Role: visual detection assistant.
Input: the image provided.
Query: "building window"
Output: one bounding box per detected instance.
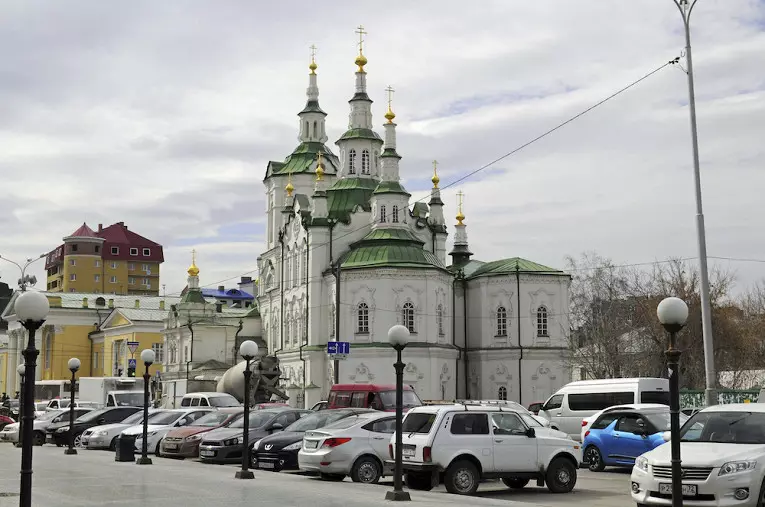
[313,121,317,138]
[402,302,415,333]
[129,248,138,256]
[128,263,135,271]
[93,351,99,371]
[392,205,399,223]
[184,346,189,363]
[44,334,52,369]
[94,274,101,282]
[143,248,151,256]
[142,264,150,272]
[293,250,299,288]
[95,245,100,253]
[437,304,444,336]
[537,306,548,337]
[497,306,508,336]
[111,247,119,255]
[69,274,76,281]
[348,149,357,174]
[143,278,150,286]
[361,150,370,174]
[110,276,117,283]
[70,259,76,266]
[111,262,117,269]
[128,277,135,284]
[357,302,369,334]
[498,386,508,401]
[70,288,76,292]
[95,260,101,268]
[71,244,78,252]
[380,205,387,223]
[329,305,336,337]
[152,343,164,363]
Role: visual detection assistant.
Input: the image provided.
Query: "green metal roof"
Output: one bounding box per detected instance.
[467,257,565,278]
[448,259,485,276]
[411,202,429,218]
[265,142,338,179]
[336,128,383,143]
[359,228,423,244]
[341,242,445,270]
[380,147,401,159]
[326,177,378,223]
[180,289,207,304]
[372,180,410,196]
[299,100,326,115]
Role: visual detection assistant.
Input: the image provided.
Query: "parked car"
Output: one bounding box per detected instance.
[464,400,552,427]
[160,408,243,458]
[179,392,240,408]
[121,408,213,455]
[45,399,101,411]
[81,409,159,450]
[44,408,94,446]
[0,414,14,431]
[396,404,581,496]
[44,406,141,448]
[253,402,289,410]
[199,408,308,464]
[299,411,396,483]
[311,401,328,411]
[1,409,69,445]
[252,408,376,472]
[581,403,669,442]
[583,405,687,471]
[632,404,765,506]
[528,402,543,415]
[328,384,421,411]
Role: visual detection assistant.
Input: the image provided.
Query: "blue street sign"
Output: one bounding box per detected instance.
[128,358,137,369]
[327,341,350,355]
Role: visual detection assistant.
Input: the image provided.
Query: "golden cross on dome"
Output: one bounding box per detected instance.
[191,249,196,263]
[355,25,367,53]
[385,85,395,109]
[310,44,317,62]
[431,160,440,189]
[456,191,465,225]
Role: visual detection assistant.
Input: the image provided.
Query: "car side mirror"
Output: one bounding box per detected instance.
[526,427,536,438]
[270,423,284,432]
[662,431,671,442]
[98,418,106,425]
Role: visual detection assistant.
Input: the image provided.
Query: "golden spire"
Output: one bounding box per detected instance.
[309,44,317,74]
[384,85,396,123]
[456,191,465,225]
[431,160,440,188]
[286,171,295,197]
[354,25,368,72]
[315,151,325,181]
[187,249,200,277]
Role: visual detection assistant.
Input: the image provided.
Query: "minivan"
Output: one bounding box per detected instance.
[328,384,422,411]
[179,392,241,408]
[537,378,669,440]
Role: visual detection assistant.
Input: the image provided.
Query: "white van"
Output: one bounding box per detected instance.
[537,378,669,440]
[179,392,240,408]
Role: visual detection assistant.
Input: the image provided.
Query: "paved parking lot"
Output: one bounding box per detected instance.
[0,444,632,507]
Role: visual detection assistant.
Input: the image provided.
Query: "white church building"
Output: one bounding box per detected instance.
[250,34,573,409]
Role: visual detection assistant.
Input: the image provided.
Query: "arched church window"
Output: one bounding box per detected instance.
[348,149,357,174]
[498,386,508,401]
[329,304,336,337]
[537,306,548,336]
[357,302,369,334]
[380,205,387,223]
[361,150,370,174]
[392,205,399,223]
[305,121,309,138]
[293,247,299,287]
[497,306,507,336]
[436,304,444,336]
[313,121,318,139]
[402,302,415,333]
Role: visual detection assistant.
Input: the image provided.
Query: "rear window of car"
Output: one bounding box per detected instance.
[591,414,618,430]
[402,412,437,434]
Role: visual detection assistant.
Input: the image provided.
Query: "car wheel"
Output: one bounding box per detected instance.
[445,460,480,495]
[756,477,765,507]
[546,457,577,494]
[32,432,45,446]
[584,445,605,472]
[155,441,162,456]
[73,433,83,448]
[351,456,381,484]
[501,478,529,489]
[320,473,345,482]
[405,472,434,491]
[109,437,118,451]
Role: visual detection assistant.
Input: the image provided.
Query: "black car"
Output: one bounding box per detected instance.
[198,408,310,463]
[45,406,140,447]
[252,408,375,472]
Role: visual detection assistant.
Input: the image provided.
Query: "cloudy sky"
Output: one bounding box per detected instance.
[1,0,763,297]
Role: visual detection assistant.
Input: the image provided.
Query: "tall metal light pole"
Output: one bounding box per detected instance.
[235,340,259,480]
[64,358,81,455]
[136,349,155,465]
[14,365,25,449]
[658,297,690,507]
[0,254,46,292]
[386,325,411,502]
[672,0,717,406]
[15,291,50,507]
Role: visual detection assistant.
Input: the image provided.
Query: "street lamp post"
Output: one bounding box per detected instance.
[386,325,411,502]
[657,296,690,507]
[15,290,50,507]
[0,253,45,292]
[672,0,717,407]
[235,340,259,480]
[64,358,81,455]
[14,365,25,449]
[136,349,155,465]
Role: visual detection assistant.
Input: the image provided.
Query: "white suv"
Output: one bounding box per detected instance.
[394,404,582,495]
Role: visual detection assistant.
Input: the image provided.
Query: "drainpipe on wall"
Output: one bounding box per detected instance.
[462,275,469,399]
[233,319,244,365]
[333,261,341,385]
[452,276,460,399]
[276,228,286,355]
[516,264,523,405]
[186,319,194,381]
[299,234,309,409]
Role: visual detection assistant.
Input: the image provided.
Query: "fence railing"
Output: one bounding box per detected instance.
[680,389,760,408]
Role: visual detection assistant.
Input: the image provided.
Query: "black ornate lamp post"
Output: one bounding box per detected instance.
[136,348,155,465]
[235,339,259,480]
[657,296,689,507]
[14,290,50,507]
[386,324,411,502]
[14,365,25,449]
[64,358,81,455]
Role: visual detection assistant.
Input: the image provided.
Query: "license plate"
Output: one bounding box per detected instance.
[659,483,697,497]
[259,462,275,469]
[305,440,318,449]
[402,447,415,457]
[164,443,178,450]
[46,435,54,442]
[200,450,215,457]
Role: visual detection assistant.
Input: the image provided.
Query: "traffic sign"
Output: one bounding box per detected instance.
[128,358,137,369]
[127,341,140,354]
[327,341,350,355]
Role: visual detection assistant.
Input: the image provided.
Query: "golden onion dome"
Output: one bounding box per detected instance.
[456,210,465,225]
[431,172,440,188]
[187,262,199,277]
[285,180,295,196]
[309,61,317,74]
[355,53,367,72]
[384,107,396,123]
[315,163,325,180]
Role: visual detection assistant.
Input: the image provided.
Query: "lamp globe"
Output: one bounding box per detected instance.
[17,364,25,376]
[67,358,81,372]
[140,349,156,365]
[657,297,689,329]
[388,325,410,348]
[239,340,259,360]
[15,291,50,322]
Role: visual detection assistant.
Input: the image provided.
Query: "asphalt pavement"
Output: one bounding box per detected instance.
[0,444,633,507]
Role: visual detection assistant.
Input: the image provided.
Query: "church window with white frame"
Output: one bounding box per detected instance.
[329,304,336,337]
[361,149,370,174]
[357,302,369,334]
[293,248,299,287]
[348,149,357,174]
[498,385,508,401]
[537,306,548,336]
[402,302,415,333]
[436,304,444,336]
[379,205,387,223]
[392,205,399,223]
[496,306,508,336]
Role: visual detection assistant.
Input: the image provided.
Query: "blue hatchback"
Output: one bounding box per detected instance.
[582,408,686,471]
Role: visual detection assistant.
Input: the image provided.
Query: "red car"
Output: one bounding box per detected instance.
[0,414,14,431]
[160,408,243,458]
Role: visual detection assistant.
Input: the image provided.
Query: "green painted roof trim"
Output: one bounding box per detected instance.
[349,92,372,102]
[380,147,401,159]
[326,177,378,223]
[299,100,327,115]
[372,180,410,196]
[359,228,423,244]
[411,202,429,218]
[180,290,207,304]
[266,142,339,179]
[336,128,383,143]
[340,226,446,270]
[467,257,566,278]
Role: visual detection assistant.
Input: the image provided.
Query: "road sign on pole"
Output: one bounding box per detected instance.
[128,358,137,369]
[127,341,140,355]
[327,341,350,360]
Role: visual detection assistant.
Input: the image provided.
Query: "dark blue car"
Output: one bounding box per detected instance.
[583,407,687,471]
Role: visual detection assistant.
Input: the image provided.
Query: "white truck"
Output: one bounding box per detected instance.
[78,377,145,407]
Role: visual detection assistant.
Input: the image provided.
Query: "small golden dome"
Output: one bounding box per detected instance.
[384,107,396,123]
[456,210,465,226]
[316,163,325,181]
[309,61,317,74]
[285,180,295,196]
[432,172,440,188]
[355,53,367,72]
[187,263,199,277]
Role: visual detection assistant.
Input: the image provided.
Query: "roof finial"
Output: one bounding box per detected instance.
[315,151,325,181]
[354,25,368,72]
[456,191,465,225]
[286,170,295,197]
[384,85,396,123]
[309,44,317,74]
[431,160,440,188]
[188,248,200,277]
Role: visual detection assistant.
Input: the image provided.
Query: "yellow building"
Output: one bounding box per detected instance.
[0,345,8,396]
[90,308,166,378]
[45,222,164,296]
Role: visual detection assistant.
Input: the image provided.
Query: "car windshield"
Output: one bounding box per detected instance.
[680,411,765,444]
[192,411,238,427]
[146,411,181,425]
[285,410,354,432]
[378,391,421,410]
[209,396,240,408]
[643,411,688,432]
[35,402,48,411]
[112,392,144,407]
[120,411,145,425]
[75,408,111,423]
[37,410,63,421]
[520,414,543,428]
[229,412,275,429]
